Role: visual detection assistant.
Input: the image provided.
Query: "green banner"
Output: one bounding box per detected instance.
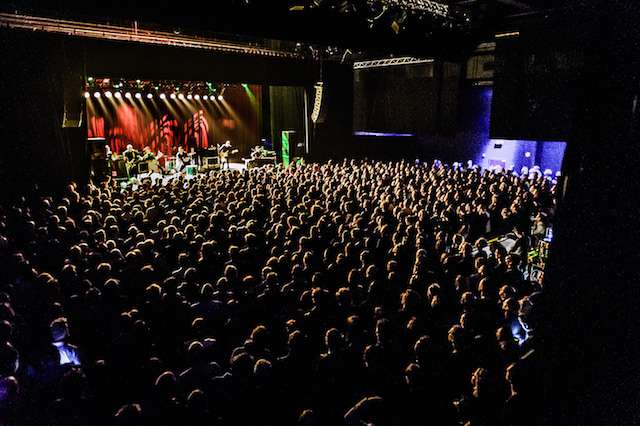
[282,131,290,166]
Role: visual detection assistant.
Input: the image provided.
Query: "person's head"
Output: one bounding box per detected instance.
[448,325,465,351]
[374,319,390,345]
[297,409,320,426]
[324,328,343,353]
[404,363,422,387]
[154,371,177,399]
[114,403,143,426]
[50,317,70,343]
[400,289,420,313]
[125,144,133,152]
[506,361,525,394]
[254,358,273,382]
[471,367,490,398]
[250,325,269,350]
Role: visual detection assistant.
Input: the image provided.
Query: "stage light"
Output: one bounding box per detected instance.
[170,93,177,100]
[135,93,142,99]
[194,94,200,100]
[115,92,122,99]
[525,152,531,158]
[160,93,166,100]
[178,94,185,100]
[84,92,90,98]
[94,92,101,98]
[88,77,94,82]
[218,95,224,101]
[203,95,208,100]
[187,94,193,100]
[125,92,132,99]
[105,91,113,98]
[147,93,153,99]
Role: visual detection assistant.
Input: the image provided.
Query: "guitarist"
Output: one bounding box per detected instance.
[218,140,237,170]
[123,144,140,177]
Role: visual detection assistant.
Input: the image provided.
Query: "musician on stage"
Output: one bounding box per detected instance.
[175,146,191,173]
[141,146,155,162]
[141,146,165,174]
[123,144,140,177]
[218,140,233,170]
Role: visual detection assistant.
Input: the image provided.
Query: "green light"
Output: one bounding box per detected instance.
[242,83,257,107]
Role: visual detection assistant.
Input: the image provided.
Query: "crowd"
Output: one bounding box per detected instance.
[0,160,555,425]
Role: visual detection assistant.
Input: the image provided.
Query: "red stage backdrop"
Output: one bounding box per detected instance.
[87,84,262,158]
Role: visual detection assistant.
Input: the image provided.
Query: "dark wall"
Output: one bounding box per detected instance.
[417,83,492,164]
[491,30,584,141]
[539,2,640,424]
[353,61,462,136]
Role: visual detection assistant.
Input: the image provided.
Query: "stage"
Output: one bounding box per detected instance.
[85,79,308,182]
[118,161,256,188]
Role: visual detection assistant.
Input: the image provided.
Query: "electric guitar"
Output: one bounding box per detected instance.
[218,144,239,162]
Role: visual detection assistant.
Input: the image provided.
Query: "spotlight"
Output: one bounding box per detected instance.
[203,95,209,100]
[170,93,177,100]
[160,93,167,100]
[125,92,132,99]
[83,92,90,98]
[147,93,153,99]
[525,152,531,158]
[218,95,224,101]
[87,77,94,82]
[135,93,142,99]
[94,92,101,98]
[187,94,193,100]
[194,94,200,100]
[115,92,122,99]
[178,94,185,100]
[105,91,113,98]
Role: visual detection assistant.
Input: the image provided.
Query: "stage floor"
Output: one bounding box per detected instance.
[122,162,248,187]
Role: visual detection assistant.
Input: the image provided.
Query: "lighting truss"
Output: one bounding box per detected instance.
[353,56,434,69]
[0,13,303,59]
[368,0,450,18]
[85,79,231,98]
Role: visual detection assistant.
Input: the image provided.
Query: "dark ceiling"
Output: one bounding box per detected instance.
[2,0,567,57]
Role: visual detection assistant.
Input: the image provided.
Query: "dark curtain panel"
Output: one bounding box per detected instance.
[269,86,305,161]
[0,30,87,198]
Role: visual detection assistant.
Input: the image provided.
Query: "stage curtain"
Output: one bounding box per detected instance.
[269,86,305,161]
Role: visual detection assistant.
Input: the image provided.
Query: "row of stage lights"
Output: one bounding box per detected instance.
[84,91,224,101]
